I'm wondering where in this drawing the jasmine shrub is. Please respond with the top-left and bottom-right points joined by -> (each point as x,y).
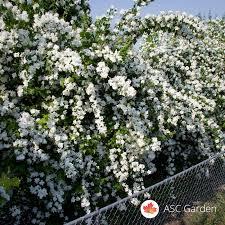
0,0 -> 224,224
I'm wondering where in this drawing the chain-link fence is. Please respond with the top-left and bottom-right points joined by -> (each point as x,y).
66,151 -> 225,225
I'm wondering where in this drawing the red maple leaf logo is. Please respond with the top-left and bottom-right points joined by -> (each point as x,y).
143,202 -> 158,214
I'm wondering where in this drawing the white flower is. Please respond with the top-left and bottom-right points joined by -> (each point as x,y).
18,112 -> 34,129
10,206 -> 21,217
86,83 -> 95,95
96,62 -> 110,78
81,197 -> 90,208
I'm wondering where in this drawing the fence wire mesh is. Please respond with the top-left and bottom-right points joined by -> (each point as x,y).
66,151 -> 225,225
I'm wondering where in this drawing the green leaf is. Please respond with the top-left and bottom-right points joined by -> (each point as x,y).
0,175 -> 20,191
37,114 -> 49,128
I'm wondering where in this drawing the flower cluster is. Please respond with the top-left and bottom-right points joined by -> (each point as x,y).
0,0 -> 224,224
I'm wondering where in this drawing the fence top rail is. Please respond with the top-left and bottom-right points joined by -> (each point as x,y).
65,150 -> 225,225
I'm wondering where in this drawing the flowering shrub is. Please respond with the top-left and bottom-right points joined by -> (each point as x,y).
0,0 -> 224,224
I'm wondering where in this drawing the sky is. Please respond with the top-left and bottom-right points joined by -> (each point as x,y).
90,0 -> 225,18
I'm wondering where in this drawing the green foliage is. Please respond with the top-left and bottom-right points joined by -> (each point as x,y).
3,117 -> 19,137
37,114 -> 49,129
79,134 -> 101,155
0,174 -> 20,205
0,174 -> 20,191
119,37 -> 133,60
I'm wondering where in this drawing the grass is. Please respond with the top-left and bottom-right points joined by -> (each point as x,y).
183,189 -> 225,225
